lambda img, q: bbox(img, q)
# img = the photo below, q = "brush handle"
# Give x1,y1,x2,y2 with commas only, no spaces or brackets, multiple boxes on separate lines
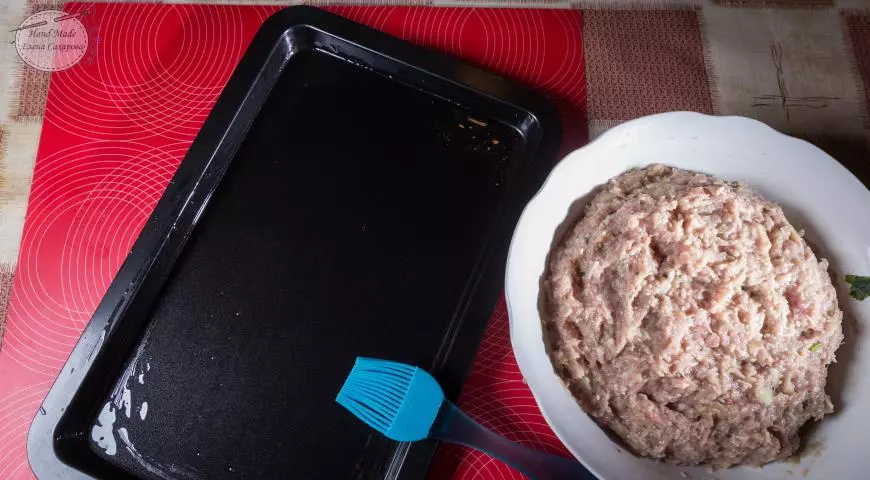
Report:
432,401,596,480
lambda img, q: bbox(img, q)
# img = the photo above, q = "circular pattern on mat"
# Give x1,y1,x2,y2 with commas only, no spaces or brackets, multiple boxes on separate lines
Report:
0,6,587,480
43,4,274,141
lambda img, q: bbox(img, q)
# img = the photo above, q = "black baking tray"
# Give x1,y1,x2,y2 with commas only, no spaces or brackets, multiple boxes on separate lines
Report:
28,6,561,480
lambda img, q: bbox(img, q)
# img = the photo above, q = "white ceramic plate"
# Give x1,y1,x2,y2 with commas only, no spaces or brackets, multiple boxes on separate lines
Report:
505,112,870,480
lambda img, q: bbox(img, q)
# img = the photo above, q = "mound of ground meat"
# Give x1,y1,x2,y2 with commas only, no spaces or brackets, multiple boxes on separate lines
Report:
542,165,843,468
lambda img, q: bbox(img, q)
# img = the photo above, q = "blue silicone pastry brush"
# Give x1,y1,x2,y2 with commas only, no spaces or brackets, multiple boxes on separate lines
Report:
336,357,595,480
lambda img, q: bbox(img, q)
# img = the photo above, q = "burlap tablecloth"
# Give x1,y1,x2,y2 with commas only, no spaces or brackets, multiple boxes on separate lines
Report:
0,2,868,480
1,0,868,369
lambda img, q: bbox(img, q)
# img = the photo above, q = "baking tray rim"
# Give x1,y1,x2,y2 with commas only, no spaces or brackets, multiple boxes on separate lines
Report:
27,5,563,480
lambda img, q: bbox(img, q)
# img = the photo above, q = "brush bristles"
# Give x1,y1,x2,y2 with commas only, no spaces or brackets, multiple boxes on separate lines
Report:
337,358,416,434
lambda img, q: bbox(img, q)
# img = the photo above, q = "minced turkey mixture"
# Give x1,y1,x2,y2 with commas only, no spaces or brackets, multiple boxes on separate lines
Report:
542,165,843,468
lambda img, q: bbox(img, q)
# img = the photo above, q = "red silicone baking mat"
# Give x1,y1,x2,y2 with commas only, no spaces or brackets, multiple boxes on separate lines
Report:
0,4,585,479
